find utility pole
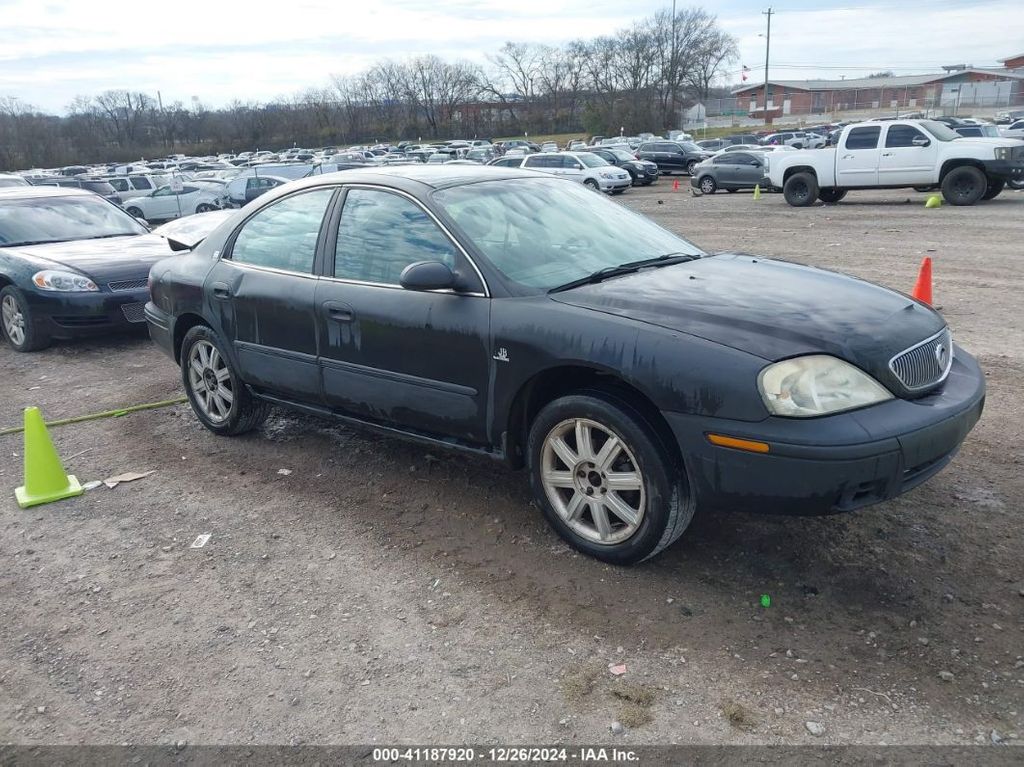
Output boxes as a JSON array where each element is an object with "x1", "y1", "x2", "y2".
[
  {"x1": 763, "y1": 7, "x2": 773, "y2": 126},
  {"x1": 670, "y1": 0, "x2": 677, "y2": 131}
]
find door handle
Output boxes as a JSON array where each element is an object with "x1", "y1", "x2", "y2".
[
  {"x1": 322, "y1": 301, "x2": 354, "y2": 322},
  {"x1": 881, "y1": 152, "x2": 893, "y2": 157},
  {"x1": 212, "y1": 282, "x2": 231, "y2": 300},
  {"x1": 841, "y1": 154, "x2": 854, "y2": 160}
]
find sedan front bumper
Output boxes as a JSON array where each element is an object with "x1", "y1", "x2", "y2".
[
  {"x1": 23, "y1": 286, "x2": 151, "y2": 340},
  {"x1": 665, "y1": 347, "x2": 985, "y2": 516},
  {"x1": 598, "y1": 177, "x2": 632, "y2": 192}
]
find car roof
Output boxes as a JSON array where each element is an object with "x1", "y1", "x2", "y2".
[
  {"x1": 272, "y1": 164, "x2": 540, "y2": 194},
  {"x1": 0, "y1": 185, "x2": 94, "y2": 201}
]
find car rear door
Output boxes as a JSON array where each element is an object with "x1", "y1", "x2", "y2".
[
  {"x1": 835, "y1": 126, "x2": 882, "y2": 187},
  {"x1": 878, "y1": 124, "x2": 939, "y2": 185},
  {"x1": 204, "y1": 187, "x2": 337, "y2": 403},
  {"x1": 314, "y1": 186, "x2": 491, "y2": 444}
]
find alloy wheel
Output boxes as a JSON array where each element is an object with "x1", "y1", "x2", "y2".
[
  {"x1": 540, "y1": 418, "x2": 645, "y2": 545},
  {"x1": 1, "y1": 294, "x2": 26, "y2": 347},
  {"x1": 700, "y1": 177, "x2": 716, "y2": 194},
  {"x1": 187, "y1": 340, "x2": 233, "y2": 422}
]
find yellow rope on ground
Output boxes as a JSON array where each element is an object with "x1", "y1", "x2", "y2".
[{"x1": 0, "y1": 397, "x2": 188, "y2": 436}]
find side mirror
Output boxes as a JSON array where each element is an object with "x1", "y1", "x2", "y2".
[
  {"x1": 912, "y1": 136, "x2": 931, "y2": 147},
  {"x1": 573, "y1": 163, "x2": 583, "y2": 170},
  {"x1": 750, "y1": 159, "x2": 762, "y2": 166},
  {"x1": 399, "y1": 261, "x2": 457, "y2": 291}
]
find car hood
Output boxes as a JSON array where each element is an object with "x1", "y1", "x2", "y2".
[
  {"x1": 955, "y1": 136, "x2": 1024, "y2": 149},
  {"x1": 549, "y1": 253, "x2": 946, "y2": 390},
  {"x1": 8, "y1": 234, "x2": 179, "y2": 283}
]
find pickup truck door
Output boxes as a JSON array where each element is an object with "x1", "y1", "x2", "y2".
[
  {"x1": 835, "y1": 126, "x2": 882, "y2": 187},
  {"x1": 877, "y1": 124, "x2": 939, "y2": 185}
]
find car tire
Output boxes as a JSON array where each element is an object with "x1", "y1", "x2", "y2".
[
  {"x1": 913, "y1": 186, "x2": 935, "y2": 192},
  {"x1": 527, "y1": 391, "x2": 695, "y2": 565},
  {"x1": 583, "y1": 179, "x2": 600, "y2": 191},
  {"x1": 686, "y1": 160, "x2": 698, "y2": 175},
  {"x1": 981, "y1": 179, "x2": 1005, "y2": 200},
  {"x1": 783, "y1": 172, "x2": 819, "y2": 206},
  {"x1": 1, "y1": 286, "x2": 50, "y2": 352},
  {"x1": 941, "y1": 165, "x2": 987, "y2": 206},
  {"x1": 180, "y1": 325, "x2": 270, "y2": 436},
  {"x1": 818, "y1": 188, "x2": 847, "y2": 204},
  {"x1": 1008, "y1": 178, "x2": 1024, "y2": 190},
  {"x1": 698, "y1": 175, "x2": 717, "y2": 194},
  {"x1": 126, "y1": 206, "x2": 144, "y2": 219},
  {"x1": 196, "y1": 203, "x2": 215, "y2": 213}
]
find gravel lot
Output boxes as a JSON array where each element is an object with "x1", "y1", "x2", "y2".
[{"x1": 2, "y1": 184, "x2": 1022, "y2": 747}]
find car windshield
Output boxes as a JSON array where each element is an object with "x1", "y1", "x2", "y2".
[
  {"x1": 0, "y1": 195, "x2": 147, "y2": 247},
  {"x1": 577, "y1": 153, "x2": 608, "y2": 168},
  {"x1": 919, "y1": 121, "x2": 960, "y2": 142},
  {"x1": 608, "y1": 149, "x2": 635, "y2": 161},
  {"x1": 434, "y1": 178, "x2": 703, "y2": 291}
]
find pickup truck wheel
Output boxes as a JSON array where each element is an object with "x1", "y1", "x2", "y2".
[
  {"x1": 783, "y1": 172, "x2": 819, "y2": 206},
  {"x1": 528, "y1": 392, "x2": 694, "y2": 565},
  {"x1": 818, "y1": 188, "x2": 847, "y2": 204},
  {"x1": 181, "y1": 325, "x2": 270, "y2": 436},
  {"x1": 699, "y1": 176, "x2": 717, "y2": 194},
  {"x1": 941, "y1": 166, "x2": 987, "y2": 206},
  {"x1": 982, "y1": 180, "x2": 1005, "y2": 200}
]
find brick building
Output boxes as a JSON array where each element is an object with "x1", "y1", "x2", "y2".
[{"x1": 732, "y1": 57, "x2": 1024, "y2": 119}]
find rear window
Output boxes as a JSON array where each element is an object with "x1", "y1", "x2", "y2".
[
  {"x1": 130, "y1": 176, "x2": 153, "y2": 190},
  {"x1": 81, "y1": 181, "x2": 116, "y2": 195}
]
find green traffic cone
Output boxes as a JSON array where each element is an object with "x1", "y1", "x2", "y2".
[
  {"x1": 14, "y1": 407, "x2": 83, "y2": 509},
  {"x1": 925, "y1": 195, "x2": 941, "y2": 208}
]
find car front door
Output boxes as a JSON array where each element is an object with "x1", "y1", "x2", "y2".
[
  {"x1": 878, "y1": 124, "x2": 939, "y2": 185},
  {"x1": 205, "y1": 187, "x2": 337, "y2": 403},
  {"x1": 315, "y1": 186, "x2": 491, "y2": 444},
  {"x1": 662, "y1": 143, "x2": 686, "y2": 172},
  {"x1": 835, "y1": 126, "x2": 882, "y2": 187}
]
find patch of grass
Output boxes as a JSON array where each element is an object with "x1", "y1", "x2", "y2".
[
  {"x1": 610, "y1": 682, "x2": 656, "y2": 706},
  {"x1": 618, "y1": 702, "x2": 654, "y2": 728},
  {"x1": 721, "y1": 699, "x2": 757, "y2": 729},
  {"x1": 561, "y1": 660, "x2": 603, "y2": 704}
]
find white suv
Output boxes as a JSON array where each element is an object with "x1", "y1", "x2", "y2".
[{"x1": 519, "y1": 151, "x2": 632, "y2": 193}]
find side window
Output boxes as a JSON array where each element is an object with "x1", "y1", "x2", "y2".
[
  {"x1": 731, "y1": 153, "x2": 755, "y2": 164},
  {"x1": 845, "y1": 127, "x2": 882, "y2": 150},
  {"x1": 231, "y1": 188, "x2": 334, "y2": 273},
  {"x1": 130, "y1": 176, "x2": 152, "y2": 190},
  {"x1": 334, "y1": 189, "x2": 457, "y2": 285},
  {"x1": 561, "y1": 155, "x2": 582, "y2": 169},
  {"x1": 153, "y1": 186, "x2": 172, "y2": 197},
  {"x1": 107, "y1": 178, "x2": 128, "y2": 192},
  {"x1": 181, "y1": 186, "x2": 200, "y2": 195},
  {"x1": 885, "y1": 125, "x2": 927, "y2": 148},
  {"x1": 712, "y1": 154, "x2": 734, "y2": 164}
]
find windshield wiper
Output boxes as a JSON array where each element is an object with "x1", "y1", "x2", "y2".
[
  {"x1": 1, "y1": 239, "x2": 71, "y2": 247},
  {"x1": 549, "y1": 253, "x2": 699, "y2": 293},
  {"x1": 84, "y1": 233, "x2": 136, "y2": 240}
]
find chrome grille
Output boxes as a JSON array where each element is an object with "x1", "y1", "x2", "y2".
[
  {"x1": 108, "y1": 278, "x2": 149, "y2": 292},
  {"x1": 889, "y1": 328, "x2": 952, "y2": 391},
  {"x1": 120, "y1": 302, "x2": 146, "y2": 323}
]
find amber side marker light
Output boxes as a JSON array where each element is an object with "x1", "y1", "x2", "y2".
[{"x1": 706, "y1": 434, "x2": 771, "y2": 453}]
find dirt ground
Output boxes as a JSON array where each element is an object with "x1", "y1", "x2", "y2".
[{"x1": 1, "y1": 184, "x2": 1022, "y2": 748}]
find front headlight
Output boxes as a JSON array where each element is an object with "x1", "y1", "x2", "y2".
[
  {"x1": 32, "y1": 270, "x2": 99, "y2": 292},
  {"x1": 994, "y1": 146, "x2": 1012, "y2": 160},
  {"x1": 758, "y1": 355, "x2": 892, "y2": 417},
  {"x1": 599, "y1": 172, "x2": 614, "y2": 179}
]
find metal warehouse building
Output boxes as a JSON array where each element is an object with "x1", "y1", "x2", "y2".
[{"x1": 732, "y1": 57, "x2": 1024, "y2": 119}]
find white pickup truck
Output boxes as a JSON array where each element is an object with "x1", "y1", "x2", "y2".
[{"x1": 765, "y1": 119, "x2": 1024, "y2": 206}]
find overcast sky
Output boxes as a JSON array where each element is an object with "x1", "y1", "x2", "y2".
[{"x1": 1, "y1": 0, "x2": 1021, "y2": 113}]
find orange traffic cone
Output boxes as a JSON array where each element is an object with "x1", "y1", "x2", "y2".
[
  {"x1": 911, "y1": 257, "x2": 933, "y2": 305},
  {"x1": 672, "y1": 178, "x2": 680, "y2": 191}
]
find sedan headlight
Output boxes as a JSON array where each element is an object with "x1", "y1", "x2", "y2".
[
  {"x1": 32, "y1": 270, "x2": 99, "y2": 292},
  {"x1": 758, "y1": 355, "x2": 892, "y2": 417}
]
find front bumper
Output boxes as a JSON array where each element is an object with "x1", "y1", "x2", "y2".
[
  {"x1": 23, "y1": 286, "x2": 151, "y2": 339},
  {"x1": 144, "y1": 301, "x2": 176, "y2": 361},
  {"x1": 982, "y1": 158, "x2": 1024, "y2": 183},
  {"x1": 598, "y1": 177, "x2": 632, "y2": 192},
  {"x1": 665, "y1": 348, "x2": 985, "y2": 516}
]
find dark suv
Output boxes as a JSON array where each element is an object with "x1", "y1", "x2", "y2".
[{"x1": 636, "y1": 141, "x2": 713, "y2": 175}]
